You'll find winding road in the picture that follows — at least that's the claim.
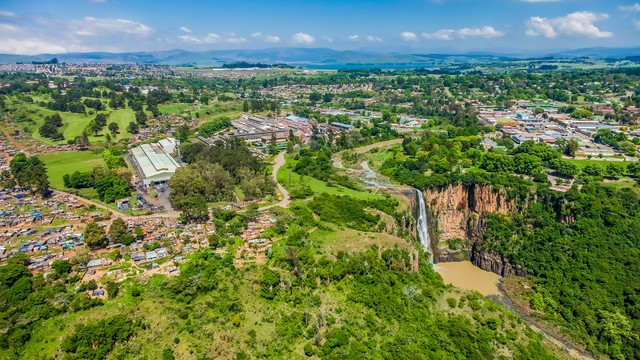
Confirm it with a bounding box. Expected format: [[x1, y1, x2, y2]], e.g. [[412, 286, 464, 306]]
[[260, 151, 290, 210]]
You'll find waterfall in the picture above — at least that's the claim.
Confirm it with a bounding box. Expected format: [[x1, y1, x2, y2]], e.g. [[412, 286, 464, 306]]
[[416, 189, 433, 264]]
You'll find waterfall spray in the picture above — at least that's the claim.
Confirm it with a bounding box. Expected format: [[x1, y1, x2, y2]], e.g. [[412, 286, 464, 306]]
[[416, 189, 433, 264]]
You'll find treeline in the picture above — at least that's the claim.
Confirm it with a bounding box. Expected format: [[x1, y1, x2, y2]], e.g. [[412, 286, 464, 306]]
[[63, 146, 131, 203], [170, 138, 275, 221], [481, 183, 640, 359], [150, 245, 556, 359], [8, 153, 50, 197]]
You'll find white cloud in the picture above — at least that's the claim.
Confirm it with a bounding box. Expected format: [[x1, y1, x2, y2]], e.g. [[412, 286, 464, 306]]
[[366, 35, 383, 42], [180, 26, 192, 33], [292, 32, 315, 44], [525, 16, 557, 37], [202, 33, 221, 43], [620, 3, 640, 12], [178, 32, 221, 44], [0, 10, 16, 18], [401, 31, 417, 41], [457, 26, 504, 38], [422, 27, 503, 40], [348, 34, 360, 41], [264, 35, 281, 43], [251, 32, 281, 43], [226, 33, 246, 44], [525, 11, 613, 38], [0, 23, 21, 33], [73, 17, 153, 37], [177, 35, 201, 44], [322, 36, 333, 43], [0, 37, 70, 55], [422, 29, 455, 40]]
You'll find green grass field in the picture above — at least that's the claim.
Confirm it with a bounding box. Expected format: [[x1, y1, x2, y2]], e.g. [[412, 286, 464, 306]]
[[566, 158, 628, 170], [8, 97, 134, 145], [277, 154, 386, 201], [38, 151, 105, 189], [309, 225, 411, 255]]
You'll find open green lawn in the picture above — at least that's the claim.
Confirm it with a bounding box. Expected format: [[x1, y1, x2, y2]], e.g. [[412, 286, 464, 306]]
[[277, 154, 386, 201], [566, 158, 628, 170], [9, 97, 134, 145], [39, 151, 105, 189], [159, 101, 242, 126]]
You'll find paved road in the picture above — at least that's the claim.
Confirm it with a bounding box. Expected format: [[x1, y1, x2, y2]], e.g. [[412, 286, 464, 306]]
[[260, 151, 290, 210]]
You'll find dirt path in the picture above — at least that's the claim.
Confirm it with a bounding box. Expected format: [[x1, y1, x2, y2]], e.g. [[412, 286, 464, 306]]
[[0, 125, 25, 151], [260, 151, 290, 210], [53, 189, 129, 217]]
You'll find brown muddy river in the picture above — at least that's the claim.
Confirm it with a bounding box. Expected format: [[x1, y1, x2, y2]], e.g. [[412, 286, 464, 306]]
[[433, 261, 502, 296]]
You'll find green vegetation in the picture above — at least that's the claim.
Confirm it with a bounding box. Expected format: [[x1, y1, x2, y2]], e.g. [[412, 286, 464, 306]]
[[171, 139, 275, 220], [9, 153, 50, 197], [39, 151, 104, 189], [381, 125, 640, 358]]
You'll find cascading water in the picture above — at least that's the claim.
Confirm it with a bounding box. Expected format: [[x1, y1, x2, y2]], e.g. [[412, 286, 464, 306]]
[[415, 189, 433, 264]]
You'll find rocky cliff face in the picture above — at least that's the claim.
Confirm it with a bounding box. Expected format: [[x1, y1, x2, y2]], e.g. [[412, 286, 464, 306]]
[[422, 183, 526, 277]]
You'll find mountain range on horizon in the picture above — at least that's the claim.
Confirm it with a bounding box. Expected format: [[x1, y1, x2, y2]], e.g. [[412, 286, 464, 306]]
[[1, 46, 639, 68]]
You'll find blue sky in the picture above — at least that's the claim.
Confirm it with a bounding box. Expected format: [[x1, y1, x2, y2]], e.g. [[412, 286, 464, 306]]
[[0, 0, 639, 54]]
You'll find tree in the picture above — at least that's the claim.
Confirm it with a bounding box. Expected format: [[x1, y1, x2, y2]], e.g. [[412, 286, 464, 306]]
[[617, 140, 637, 156], [135, 110, 147, 126], [174, 124, 190, 143], [513, 153, 542, 175], [582, 164, 603, 177], [108, 122, 119, 134], [127, 121, 139, 134], [571, 108, 593, 119], [550, 159, 578, 178], [309, 91, 321, 102], [84, 221, 107, 249], [52, 260, 72, 278], [9, 153, 50, 197], [106, 282, 119, 298], [605, 163, 624, 179], [564, 139, 580, 157], [109, 218, 134, 245]]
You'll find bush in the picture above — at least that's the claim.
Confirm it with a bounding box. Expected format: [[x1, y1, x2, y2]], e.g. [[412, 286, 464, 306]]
[[447, 297, 458, 308]]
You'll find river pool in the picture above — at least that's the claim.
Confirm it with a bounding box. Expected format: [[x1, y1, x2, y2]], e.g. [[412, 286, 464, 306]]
[[433, 261, 502, 296]]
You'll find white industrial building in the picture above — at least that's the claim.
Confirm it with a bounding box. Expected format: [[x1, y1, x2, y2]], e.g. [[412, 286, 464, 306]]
[[130, 138, 181, 185]]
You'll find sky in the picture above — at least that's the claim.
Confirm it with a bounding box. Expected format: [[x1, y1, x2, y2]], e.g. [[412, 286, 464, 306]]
[[0, 0, 640, 55]]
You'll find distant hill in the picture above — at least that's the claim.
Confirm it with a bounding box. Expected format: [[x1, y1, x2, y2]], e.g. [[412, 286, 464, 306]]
[[0, 47, 639, 67]]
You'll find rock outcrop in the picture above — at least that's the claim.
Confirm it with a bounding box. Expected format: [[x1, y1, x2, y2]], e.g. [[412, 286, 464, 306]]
[[422, 183, 526, 277]]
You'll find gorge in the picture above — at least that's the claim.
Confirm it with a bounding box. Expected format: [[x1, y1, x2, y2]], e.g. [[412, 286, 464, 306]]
[[417, 183, 527, 277]]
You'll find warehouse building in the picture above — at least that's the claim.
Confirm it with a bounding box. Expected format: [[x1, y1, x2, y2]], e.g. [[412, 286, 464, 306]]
[[130, 138, 181, 185]]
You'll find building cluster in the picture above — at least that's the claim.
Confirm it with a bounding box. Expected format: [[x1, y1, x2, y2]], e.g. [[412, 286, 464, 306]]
[[480, 100, 635, 157], [228, 114, 312, 144], [0, 63, 177, 78], [0, 185, 212, 279]]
